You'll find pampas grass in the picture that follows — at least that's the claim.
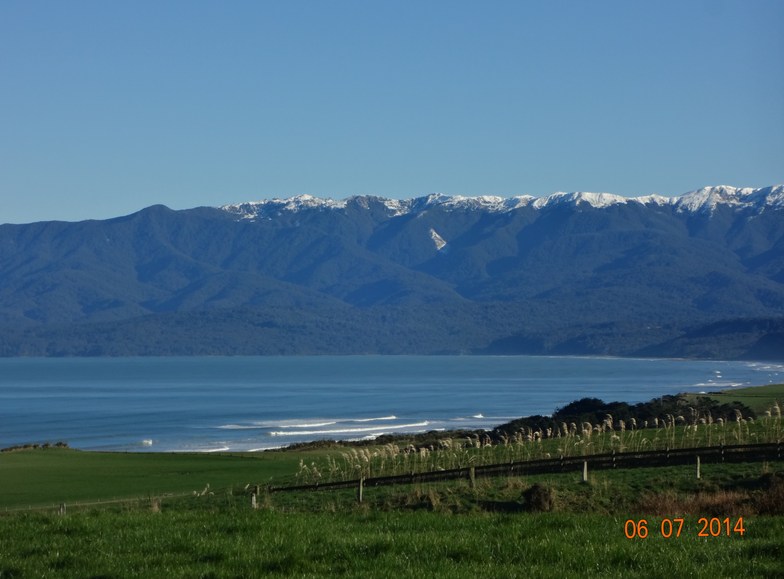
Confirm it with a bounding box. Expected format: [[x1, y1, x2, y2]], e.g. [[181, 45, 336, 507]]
[[302, 400, 784, 483]]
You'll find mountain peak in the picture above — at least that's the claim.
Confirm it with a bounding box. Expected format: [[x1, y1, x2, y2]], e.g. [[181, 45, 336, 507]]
[[676, 185, 784, 213], [221, 195, 349, 219], [532, 191, 630, 209], [220, 186, 784, 220]]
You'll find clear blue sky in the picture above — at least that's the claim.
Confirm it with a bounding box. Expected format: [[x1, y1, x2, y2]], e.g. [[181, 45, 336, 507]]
[[1, 0, 782, 224]]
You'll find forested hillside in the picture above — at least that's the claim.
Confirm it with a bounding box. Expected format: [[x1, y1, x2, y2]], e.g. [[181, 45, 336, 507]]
[[1, 186, 782, 358]]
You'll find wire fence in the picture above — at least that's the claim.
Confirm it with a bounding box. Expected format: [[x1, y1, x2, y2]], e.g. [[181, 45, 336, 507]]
[[4, 442, 781, 513], [267, 441, 784, 494]]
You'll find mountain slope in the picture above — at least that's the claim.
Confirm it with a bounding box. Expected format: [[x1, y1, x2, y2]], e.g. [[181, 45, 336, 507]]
[[1, 186, 782, 358]]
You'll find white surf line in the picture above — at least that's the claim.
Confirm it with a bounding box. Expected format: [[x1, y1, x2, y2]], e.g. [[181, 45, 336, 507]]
[[350, 415, 397, 422], [275, 421, 337, 429], [270, 421, 429, 437]]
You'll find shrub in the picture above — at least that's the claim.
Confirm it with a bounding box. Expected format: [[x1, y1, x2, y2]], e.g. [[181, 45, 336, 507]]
[[756, 473, 784, 515], [523, 483, 555, 512]]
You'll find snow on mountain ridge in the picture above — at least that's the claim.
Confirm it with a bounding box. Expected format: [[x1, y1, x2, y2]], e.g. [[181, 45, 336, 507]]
[[676, 186, 753, 213], [221, 186, 783, 220], [636, 194, 673, 206], [222, 194, 348, 219], [532, 191, 630, 209], [675, 185, 784, 213], [419, 193, 534, 212]]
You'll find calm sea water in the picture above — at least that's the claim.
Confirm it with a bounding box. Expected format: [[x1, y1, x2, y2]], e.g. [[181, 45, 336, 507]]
[[1, 356, 781, 452]]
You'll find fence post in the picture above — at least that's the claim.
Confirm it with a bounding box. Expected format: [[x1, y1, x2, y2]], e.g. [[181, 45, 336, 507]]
[[251, 493, 257, 510], [696, 455, 701, 480], [582, 460, 588, 483], [357, 477, 364, 503], [58, 503, 66, 516], [469, 466, 476, 489]]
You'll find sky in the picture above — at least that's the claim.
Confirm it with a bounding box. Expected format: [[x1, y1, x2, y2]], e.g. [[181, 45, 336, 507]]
[[1, 1, 782, 224]]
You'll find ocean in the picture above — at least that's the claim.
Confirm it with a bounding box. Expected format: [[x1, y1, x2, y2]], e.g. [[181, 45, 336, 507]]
[[1, 356, 780, 452]]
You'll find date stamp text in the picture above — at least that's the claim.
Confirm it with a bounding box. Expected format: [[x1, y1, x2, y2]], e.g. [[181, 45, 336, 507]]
[[624, 517, 746, 539]]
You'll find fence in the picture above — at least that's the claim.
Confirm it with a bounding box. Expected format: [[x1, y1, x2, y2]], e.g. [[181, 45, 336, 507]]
[[267, 441, 784, 495], [6, 442, 781, 513]]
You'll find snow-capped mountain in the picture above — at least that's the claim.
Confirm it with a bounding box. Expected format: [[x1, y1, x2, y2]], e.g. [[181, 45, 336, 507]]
[[221, 186, 784, 220], [674, 185, 784, 213], [0, 185, 782, 358]]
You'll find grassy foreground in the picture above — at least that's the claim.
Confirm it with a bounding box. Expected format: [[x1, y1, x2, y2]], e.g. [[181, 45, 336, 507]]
[[2, 508, 783, 578], [1, 452, 783, 577]]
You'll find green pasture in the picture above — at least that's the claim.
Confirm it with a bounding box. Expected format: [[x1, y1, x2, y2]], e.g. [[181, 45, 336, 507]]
[[3, 452, 784, 578], [1, 502, 783, 578], [694, 383, 784, 415], [0, 449, 314, 510]]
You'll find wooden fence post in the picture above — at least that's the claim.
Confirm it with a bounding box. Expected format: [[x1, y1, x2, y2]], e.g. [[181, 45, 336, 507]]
[[696, 455, 701, 480], [582, 460, 588, 483], [469, 466, 476, 489], [251, 493, 257, 510], [357, 477, 364, 503], [58, 503, 66, 516]]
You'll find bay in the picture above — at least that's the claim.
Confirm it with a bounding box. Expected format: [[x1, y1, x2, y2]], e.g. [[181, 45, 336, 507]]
[[0, 356, 781, 453]]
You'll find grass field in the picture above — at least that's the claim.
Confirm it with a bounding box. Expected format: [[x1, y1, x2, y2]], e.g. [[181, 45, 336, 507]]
[[3, 508, 783, 578], [2, 443, 783, 577], [692, 383, 784, 415], [0, 449, 320, 510]]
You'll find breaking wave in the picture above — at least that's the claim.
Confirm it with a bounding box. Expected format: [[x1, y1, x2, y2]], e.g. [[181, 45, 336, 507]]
[[275, 421, 337, 429], [270, 421, 429, 437], [217, 415, 400, 431], [351, 415, 397, 422]]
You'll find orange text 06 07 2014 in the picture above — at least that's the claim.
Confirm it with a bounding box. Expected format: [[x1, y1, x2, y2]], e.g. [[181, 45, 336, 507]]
[[624, 517, 746, 539]]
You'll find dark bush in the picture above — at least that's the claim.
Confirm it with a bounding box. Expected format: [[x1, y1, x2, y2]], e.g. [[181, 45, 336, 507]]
[[523, 483, 556, 512], [756, 473, 784, 515]]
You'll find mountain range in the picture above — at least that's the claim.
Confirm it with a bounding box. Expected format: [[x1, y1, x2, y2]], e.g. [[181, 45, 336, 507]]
[[1, 185, 783, 359]]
